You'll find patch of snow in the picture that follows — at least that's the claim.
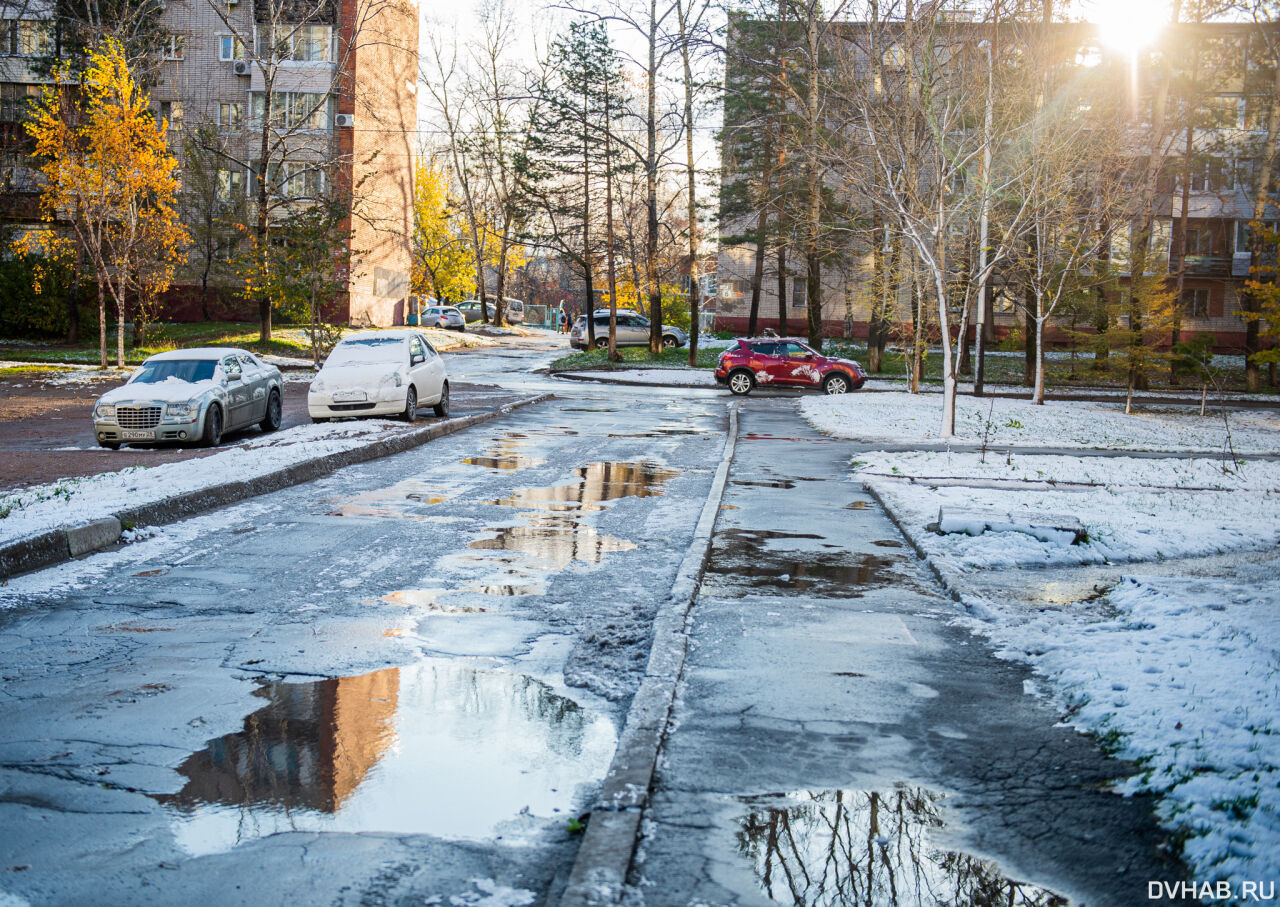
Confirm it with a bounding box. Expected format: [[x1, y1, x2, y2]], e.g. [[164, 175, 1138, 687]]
[[0, 420, 409, 551], [449, 879, 535, 907], [558, 369, 719, 387], [804, 391, 1280, 453]]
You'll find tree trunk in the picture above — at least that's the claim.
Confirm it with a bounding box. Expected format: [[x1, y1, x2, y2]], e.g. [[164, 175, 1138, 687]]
[[1023, 283, 1037, 387], [776, 245, 788, 336], [1033, 309, 1046, 404], [803, 1, 823, 352], [98, 280, 107, 368], [1243, 59, 1280, 391], [645, 0, 662, 353], [748, 210, 766, 336], [66, 258, 81, 345], [256, 80, 274, 343]]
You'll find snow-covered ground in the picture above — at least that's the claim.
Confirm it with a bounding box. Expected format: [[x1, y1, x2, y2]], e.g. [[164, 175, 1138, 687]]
[[803, 390, 1280, 453], [802, 390, 1280, 889], [0, 420, 411, 548], [557, 368, 719, 386]]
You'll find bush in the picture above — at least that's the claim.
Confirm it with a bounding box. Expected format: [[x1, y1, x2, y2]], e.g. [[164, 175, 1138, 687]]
[[0, 257, 75, 338]]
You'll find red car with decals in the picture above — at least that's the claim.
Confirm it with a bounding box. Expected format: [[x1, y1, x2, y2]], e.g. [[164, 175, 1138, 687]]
[[714, 338, 867, 396]]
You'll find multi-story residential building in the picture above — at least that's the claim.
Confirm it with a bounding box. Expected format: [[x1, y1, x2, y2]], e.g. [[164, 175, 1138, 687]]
[[715, 18, 1279, 353], [0, 0, 417, 327]]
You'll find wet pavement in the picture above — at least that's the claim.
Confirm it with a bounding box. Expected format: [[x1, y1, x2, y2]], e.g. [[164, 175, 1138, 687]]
[[0, 349, 726, 905], [635, 403, 1189, 906]]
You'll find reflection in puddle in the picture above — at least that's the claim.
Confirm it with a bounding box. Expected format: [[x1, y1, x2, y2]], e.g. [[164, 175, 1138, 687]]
[[327, 479, 448, 519], [493, 461, 681, 513], [382, 589, 489, 613], [845, 501, 871, 510], [463, 435, 546, 471], [739, 789, 1066, 906], [872, 539, 905, 548], [708, 530, 910, 596], [468, 583, 546, 597], [154, 664, 615, 854], [732, 479, 796, 489], [469, 517, 637, 568]]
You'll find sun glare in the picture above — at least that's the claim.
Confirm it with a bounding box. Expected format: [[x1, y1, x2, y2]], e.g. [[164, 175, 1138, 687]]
[[1091, 0, 1169, 53]]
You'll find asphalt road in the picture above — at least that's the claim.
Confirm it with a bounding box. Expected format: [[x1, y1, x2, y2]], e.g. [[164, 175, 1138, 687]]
[[0, 346, 1193, 906], [0, 350, 728, 905]]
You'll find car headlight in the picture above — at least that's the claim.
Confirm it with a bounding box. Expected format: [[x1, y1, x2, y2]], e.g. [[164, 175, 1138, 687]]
[[310, 376, 326, 393], [94, 403, 116, 420], [164, 400, 198, 420]]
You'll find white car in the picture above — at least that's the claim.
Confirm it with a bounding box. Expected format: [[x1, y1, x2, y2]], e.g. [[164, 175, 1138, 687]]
[[308, 330, 449, 423]]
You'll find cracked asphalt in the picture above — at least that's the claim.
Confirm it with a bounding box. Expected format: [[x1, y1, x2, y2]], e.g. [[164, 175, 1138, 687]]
[[0, 346, 1197, 906], [634, 403, 1191, 906]]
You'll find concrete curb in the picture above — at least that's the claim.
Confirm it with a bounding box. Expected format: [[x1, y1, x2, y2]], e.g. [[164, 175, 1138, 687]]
[[0, 394, 553, 581], [559, 403, 740, 907], [862, 481, 961, 604]]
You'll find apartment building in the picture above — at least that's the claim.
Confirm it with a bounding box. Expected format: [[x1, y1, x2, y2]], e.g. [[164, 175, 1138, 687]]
[[0, 0, 417, 327], [715, 18, 1279, 351]]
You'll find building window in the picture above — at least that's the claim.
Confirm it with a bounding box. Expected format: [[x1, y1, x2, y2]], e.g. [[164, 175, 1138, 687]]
[[1, 20, 54, 57], [1181, 287, 1210, 318], [218, 34, 245, 61], [255, 24, 332, 63], [0, 82, 40, 122], [255, 160, 325, 199], [159, 100, 183, 132], [791, 277, 806, 309], [249, 91, 333, 130], [1184, 225, 1214, 256], [216, 168, 244, 201], [1243, 95, 1272, 132], [218, 100, 244, 130], [161, 34, 185, 61], [1188, 158, 1227, 192]]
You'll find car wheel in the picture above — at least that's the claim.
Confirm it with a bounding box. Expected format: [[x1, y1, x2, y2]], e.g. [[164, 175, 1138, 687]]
[[662, 335, 678, 350], [401, 386, 418, 422], [823, 373, 852, 395], [260, 388, 282, 432], [433, 382, 450, 418], [97, 439, 120, 450], [727, 369, 755, 396], [201, 404, 223, 447], [590, 337, 606, 351]]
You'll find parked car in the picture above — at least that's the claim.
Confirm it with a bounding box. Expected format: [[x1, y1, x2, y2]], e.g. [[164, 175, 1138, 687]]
[[308, 330, 449, 423], [92, 347, 283, 449], [503, 298, 524, 325], [569, 310, 688, 350], [421, 305, 466, 331], [714, 337, 867, 396], [455, 301, 484, 323]]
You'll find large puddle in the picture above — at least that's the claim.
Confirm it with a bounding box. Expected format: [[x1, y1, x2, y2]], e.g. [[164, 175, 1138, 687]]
[[154, 664, 615, 854], [738, 788, 1066, 906], [462, 435, 546, 471], [492, 461, 680, 513], [468, 516, 637, 568], [705, 530, 917, 597], [326, 479, 448, 519]]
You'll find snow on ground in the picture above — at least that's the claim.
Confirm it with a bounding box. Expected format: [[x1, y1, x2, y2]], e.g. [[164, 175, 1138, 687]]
[[803, 390, 1280, 453], [558, 368, 720, 387], [802, 393, 1280, 889], [0, 420, 409, 548]]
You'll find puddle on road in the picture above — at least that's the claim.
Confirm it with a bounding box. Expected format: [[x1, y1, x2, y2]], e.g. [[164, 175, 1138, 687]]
[[462, 435, 546, 471], [327, 479, 448, 519], [706, 530, 911, 597], [872, 539, 905, 548], [467, 583, 546, 597], [468, 517, 637, 569], [381, 589, 489, 613], [738, 788, 1066, 906], [732, 479, 796, 489], [154, 663, 615, 854], [492, 461, 680, 513], [845, 501, 871, 510]]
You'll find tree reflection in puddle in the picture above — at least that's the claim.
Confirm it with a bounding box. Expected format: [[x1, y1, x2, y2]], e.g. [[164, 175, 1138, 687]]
[[491, 461, 680, 513], [738, 788, 1066, 906], [153, 663, 615, 855], [462, 434, 547, 471]]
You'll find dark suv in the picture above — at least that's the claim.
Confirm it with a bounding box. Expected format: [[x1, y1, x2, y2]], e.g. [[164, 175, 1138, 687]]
[[714, 338, 867, 395]]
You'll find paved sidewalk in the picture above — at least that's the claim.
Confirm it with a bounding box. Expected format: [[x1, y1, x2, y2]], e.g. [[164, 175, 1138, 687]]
[[633, 402, 1189, 906]]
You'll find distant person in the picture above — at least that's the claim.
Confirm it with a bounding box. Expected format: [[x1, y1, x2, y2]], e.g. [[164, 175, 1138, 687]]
[[559, 308, 569, 333]]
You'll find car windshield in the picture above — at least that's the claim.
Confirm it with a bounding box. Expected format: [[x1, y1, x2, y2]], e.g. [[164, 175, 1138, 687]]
[[326, 337, 404, 365], [131, 359, 216, 384]]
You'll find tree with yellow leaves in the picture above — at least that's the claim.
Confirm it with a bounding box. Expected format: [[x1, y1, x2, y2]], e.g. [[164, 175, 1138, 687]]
[[27, 39, 187, 367], [411, 160, 473, 303]]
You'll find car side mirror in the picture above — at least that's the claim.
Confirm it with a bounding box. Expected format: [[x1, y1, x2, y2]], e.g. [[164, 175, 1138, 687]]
[[411, 353, 425, 366]]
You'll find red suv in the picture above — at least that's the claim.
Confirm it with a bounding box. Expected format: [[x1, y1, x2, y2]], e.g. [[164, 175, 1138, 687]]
[[714, 338, 867, 396]]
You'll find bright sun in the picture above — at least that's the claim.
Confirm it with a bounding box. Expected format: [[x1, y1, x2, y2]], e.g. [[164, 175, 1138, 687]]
[[1090, 0, 1169, 53]]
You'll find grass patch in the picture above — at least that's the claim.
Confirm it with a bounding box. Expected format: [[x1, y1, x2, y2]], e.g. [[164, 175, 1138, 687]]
[[551, 345, 721, 371], [0, 322, 315, 366], [0, 364, 78, 377]]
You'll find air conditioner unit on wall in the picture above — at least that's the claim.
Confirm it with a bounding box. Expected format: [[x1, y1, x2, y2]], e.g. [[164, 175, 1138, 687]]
[[334, 113, 354, 128], [232, 60, 251, 76]]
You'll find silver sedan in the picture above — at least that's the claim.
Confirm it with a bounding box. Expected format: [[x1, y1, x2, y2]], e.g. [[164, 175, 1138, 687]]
[[92, 347, 283, 449]]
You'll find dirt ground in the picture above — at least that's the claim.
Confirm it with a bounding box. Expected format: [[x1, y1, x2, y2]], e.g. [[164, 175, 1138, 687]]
[[0, 366, 522, 495]]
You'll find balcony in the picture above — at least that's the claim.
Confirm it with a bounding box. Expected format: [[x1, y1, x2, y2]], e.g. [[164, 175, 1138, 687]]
[[1179, 255, 1232, 277]]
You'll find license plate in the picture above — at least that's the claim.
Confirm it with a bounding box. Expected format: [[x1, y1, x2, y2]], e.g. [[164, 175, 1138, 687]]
[[120, 430, 154, 440], [332, 390, 367, 403]]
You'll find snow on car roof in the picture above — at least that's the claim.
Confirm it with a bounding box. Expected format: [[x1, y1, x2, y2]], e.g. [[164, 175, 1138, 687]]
[[146, 347, 250, 361], [340, 331, 414, 342]]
